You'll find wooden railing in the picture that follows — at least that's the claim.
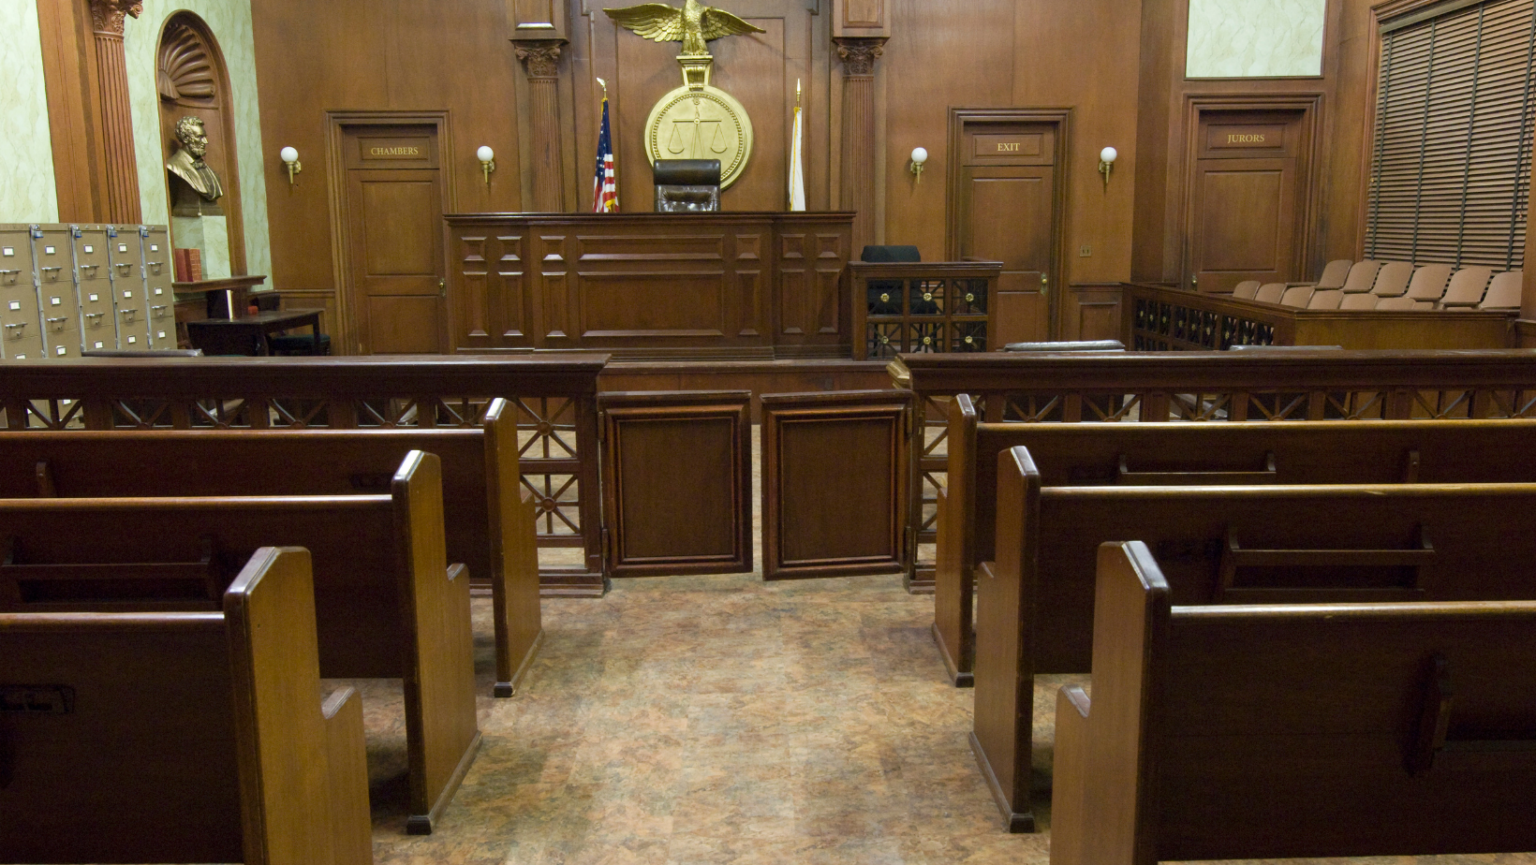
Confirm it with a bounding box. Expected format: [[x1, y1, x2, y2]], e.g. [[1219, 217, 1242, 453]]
[[890, 348, 1536, 589], [0, 354, 611, 594], [1124, 282, 1514, 351]]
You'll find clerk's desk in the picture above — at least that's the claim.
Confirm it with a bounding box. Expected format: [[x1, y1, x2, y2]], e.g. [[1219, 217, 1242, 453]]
[[443, 212, 854, 360]]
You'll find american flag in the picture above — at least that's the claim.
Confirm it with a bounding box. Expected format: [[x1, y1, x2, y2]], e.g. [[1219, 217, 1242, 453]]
[[592, 91, 618, 213]]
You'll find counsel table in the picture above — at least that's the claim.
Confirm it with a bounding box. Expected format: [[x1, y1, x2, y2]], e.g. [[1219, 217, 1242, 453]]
[[186, 310, 324, 356]]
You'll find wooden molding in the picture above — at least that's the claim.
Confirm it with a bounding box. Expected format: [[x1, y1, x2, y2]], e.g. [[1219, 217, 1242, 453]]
[[833, 36, 886, 77], [37, 0, 108, 222], [508, 0, 568, 41], [513, 40, 565, 80], [831, 0, 889, 39], [88, 0, 141, 35]]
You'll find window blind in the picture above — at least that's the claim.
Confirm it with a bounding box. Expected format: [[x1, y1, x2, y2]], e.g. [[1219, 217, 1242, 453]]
[[1366, 0, 1536, 269]]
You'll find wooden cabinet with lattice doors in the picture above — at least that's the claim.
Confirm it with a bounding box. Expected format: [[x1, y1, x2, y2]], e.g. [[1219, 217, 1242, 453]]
[[848, 261, 1001, 360]]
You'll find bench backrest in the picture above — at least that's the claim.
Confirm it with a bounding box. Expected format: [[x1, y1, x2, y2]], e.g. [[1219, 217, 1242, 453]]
[[1074, 541, 1536, 862], [0, 397, 519, 590], [0, 547, 354, 865], [0, 451, 443, 678], [994, 445, 1536, 672]]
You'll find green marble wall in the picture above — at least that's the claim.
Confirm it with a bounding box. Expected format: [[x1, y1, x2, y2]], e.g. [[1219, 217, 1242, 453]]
[[1186, 0, 1327, 78], [125, 1, 270, 278], [1, 2, 60, 223]]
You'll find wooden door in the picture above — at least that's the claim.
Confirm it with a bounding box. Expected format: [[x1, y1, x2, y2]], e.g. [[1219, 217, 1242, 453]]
[[761, 391, 911, 580], [1186, 110, 1309, 294], [339, 126, 447, 354], [952, 118, 1063, 346], [599, 391, 754, 577]]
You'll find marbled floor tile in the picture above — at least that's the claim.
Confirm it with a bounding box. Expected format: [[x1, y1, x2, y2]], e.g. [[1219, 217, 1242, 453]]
[[360, 567, 1536, 865]]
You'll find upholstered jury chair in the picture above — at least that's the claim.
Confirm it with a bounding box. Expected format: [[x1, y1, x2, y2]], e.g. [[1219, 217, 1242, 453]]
[[1311, 259, 1353, 290], [1307, 290, 1344, 309], [1279, 285, 1314, 308], [1340, 292, 1380, 310], [1404, 264, 1453, 309], [1231, 280, 1261, 299], [1338, 260, 1382, 293], [1254, 283, 1287, 304], [1375, 295, 1418, 310], [1369, 262, 1413, 296], [1477, 270, 1522, 310], [1439, 266, 1494, 308]]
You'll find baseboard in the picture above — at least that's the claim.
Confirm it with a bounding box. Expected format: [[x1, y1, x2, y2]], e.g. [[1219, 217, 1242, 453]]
[[495, 627, 544, 698], [969, 730, 1035, 834], [407, 730, 483, 835], [932, 621, 974, 688]]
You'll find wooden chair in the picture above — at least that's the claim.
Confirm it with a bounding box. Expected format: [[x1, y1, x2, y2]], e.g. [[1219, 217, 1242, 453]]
[[932, 398, 1536, 687], [973, 444, 1536, 831], [1405, 263, 1453, 307], [1477, 269, 1522, 310], [1340, 291, 1380, 310], [1339, 259, 1382, 293], [1307, 288, 1344, 309], [4, 396, 541, 698], [1438, 266, 1494, 307], [1278, 284, 1313, 307], [1370, 260, 1414, 295], [1051, 540, 1536, 864], [0, 547, 373, 865], [1231, 280, 1261, 299], [1252, 282, 1286, 303], [0, 450, 477, 834]]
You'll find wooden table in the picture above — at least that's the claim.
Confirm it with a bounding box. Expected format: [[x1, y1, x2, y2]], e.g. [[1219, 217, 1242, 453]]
[[185, 310, 323, 356]]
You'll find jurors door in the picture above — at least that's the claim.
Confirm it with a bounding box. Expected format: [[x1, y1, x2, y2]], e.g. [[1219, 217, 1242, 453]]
[[339, 124, 448, 354], [1185, 109, 1311, 294], [950, 115, 1064, 345]]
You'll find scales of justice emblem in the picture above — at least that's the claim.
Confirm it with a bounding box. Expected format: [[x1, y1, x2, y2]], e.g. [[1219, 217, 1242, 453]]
[[605, 0, 762, 188]]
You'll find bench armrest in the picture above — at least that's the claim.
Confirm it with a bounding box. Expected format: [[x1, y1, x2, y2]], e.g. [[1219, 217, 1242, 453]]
[[1049, 685, 1092, 865]]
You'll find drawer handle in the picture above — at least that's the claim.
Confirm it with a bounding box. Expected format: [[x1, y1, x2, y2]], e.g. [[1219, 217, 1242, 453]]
[[5, 322, 27, 331], [120, 309, 138, 319], [115, 262, 133, 270], [39, 266, 61, 273], [85, 312, 105, 319]]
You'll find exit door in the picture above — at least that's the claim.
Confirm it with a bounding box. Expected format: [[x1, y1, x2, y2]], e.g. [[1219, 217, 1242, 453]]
[[338, 124, 448, 354], [950, 112, 1065, 345]]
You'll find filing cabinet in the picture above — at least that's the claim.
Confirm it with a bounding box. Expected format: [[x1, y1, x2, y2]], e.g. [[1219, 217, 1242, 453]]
[[0, 223, 185, 359], [107, 225, 152, 350], [140, 226, 175, 347]]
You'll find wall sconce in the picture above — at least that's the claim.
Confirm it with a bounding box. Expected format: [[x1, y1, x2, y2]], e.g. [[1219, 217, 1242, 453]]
[[279, 146, 301, 186], [1098, 146, 1118, 191], [477, 146, 496, 186], [909, 147, 928, 179]]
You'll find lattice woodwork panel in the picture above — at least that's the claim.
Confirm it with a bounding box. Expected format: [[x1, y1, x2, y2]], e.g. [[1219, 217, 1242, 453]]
[[1168, 393, 1230, 422], [1003, 394, 1064, 422]]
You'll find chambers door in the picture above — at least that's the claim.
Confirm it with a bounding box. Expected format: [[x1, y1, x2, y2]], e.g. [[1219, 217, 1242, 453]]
[[340, 125, 447, 354], [1186, 110, 1309, 294], [953, 121, 1061, 345]]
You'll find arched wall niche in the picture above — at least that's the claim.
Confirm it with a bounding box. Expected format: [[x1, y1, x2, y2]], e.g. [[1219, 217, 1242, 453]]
[[156, 11, 246, 276]]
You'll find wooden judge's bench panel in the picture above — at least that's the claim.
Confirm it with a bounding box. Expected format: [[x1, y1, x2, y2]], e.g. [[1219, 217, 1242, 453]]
[[444, 212, 854, 360]]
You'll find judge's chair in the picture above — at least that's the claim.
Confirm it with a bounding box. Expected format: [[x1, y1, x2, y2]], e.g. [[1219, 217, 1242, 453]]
[[654, 159, 722, 212]]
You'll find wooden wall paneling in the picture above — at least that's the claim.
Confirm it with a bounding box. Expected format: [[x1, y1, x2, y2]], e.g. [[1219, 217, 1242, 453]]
[[1131, 0, 1180, 281], [514, 41, 568, 212], [274, 288, 338, 341], [1010, 0, 1143, 289], [882, 0, 1015, 259], [598, 391, 753, 576], [37, 0, 107, 223], [1063, 284, 1123, 342], [510, 0, 569, 40], [835, 36, 885, 256], [833, 0, 889, 38], [761, 390, 910, 580]]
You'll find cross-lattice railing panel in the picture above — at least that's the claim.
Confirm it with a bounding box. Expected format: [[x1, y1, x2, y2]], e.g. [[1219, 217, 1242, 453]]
[[891, 348, 1536, 589]]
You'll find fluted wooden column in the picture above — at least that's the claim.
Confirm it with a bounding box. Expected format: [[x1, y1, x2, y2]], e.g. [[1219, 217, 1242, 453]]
[[835, 37, 885, 255], [89, 0, 143, 224], [514, 41, 567, 213]]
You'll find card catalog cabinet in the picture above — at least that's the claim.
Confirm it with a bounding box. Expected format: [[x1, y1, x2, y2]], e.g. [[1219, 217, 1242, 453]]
[[0, 226, 45, 360], [0, 224, 179, 359], [141, 226, 175, 347]]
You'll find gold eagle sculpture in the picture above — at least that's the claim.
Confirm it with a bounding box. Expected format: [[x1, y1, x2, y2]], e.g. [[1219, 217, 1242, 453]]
[[604, 0, 765, 57]]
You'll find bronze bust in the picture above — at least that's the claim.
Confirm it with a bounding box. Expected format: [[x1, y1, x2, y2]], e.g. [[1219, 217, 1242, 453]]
[[166, 116, 224, 205]]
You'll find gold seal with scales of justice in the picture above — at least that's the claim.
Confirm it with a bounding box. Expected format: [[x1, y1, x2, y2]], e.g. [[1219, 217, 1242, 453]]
[[605, 0, 761, 188]]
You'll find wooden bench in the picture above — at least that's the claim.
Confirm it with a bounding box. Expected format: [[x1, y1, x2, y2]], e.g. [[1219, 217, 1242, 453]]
[[0, 396, 539, 697], [0, 547, 372, 865], [0, 354, 610, 595], [974, 445, 1536, 831], [0, 450, 477, 835], [893, 348, 1536, 589], [1051, 540, 1536, 864], [936, 397, 1536, 684]]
